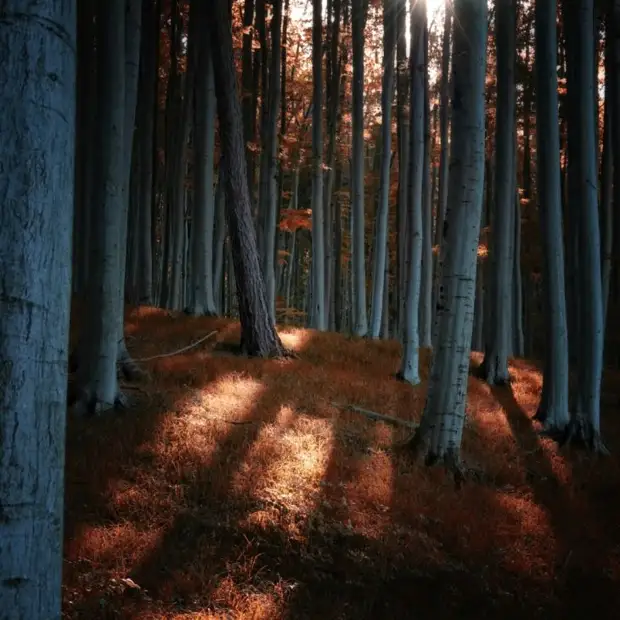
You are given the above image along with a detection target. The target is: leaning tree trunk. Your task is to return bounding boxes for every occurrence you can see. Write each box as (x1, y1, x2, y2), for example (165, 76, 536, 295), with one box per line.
(351, 0, 368, 336)
(370, 0, 397, 338)
(74, 0, 127, 413)
(0, 2, 76, 615)
(564, 0, 606, 451)
(398, 0, 425, 385)
(481, 0, 516, 385)
(408, 0, 488, 471)
(533, 0, 570, 436)
(208, 0, 285, 357)
(188, 3, 218, 317)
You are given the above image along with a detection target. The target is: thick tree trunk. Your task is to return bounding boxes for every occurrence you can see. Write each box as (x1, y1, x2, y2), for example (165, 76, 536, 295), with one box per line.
(370, 0, 397, 338)
(563, 0, 606, 450)
(481, 0, 516, 385)
(213, 165, 227, 312)
(398, 0, 425, 385)
(409, 0, 487, 470)
(0, 3, 75, 615)
(208, 0, 285, 357)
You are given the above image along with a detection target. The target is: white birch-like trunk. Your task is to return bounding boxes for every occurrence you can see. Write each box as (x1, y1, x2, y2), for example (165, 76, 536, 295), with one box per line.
(409, 0, 487, 469)
(0, 3, 76, 614)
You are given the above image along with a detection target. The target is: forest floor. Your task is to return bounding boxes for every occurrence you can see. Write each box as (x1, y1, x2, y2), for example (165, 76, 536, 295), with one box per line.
(63, 306, 620, 619)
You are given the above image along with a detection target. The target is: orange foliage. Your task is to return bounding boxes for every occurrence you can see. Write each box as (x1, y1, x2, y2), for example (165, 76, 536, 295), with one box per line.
(63, 307, 620, 619)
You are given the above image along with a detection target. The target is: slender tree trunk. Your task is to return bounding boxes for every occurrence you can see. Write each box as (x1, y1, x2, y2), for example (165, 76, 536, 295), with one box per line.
(398, 0, 425, 385)
(409, 0, 488, 470)
(351, 0, 368, 336)
(208, 0, 286, 356)
(481, 0, 516, 385)
(370, 0, 397, 338)
(0, 3, 76, 615)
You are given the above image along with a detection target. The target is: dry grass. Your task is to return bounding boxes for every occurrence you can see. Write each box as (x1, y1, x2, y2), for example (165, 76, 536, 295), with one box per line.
(63, 306, 620, 619)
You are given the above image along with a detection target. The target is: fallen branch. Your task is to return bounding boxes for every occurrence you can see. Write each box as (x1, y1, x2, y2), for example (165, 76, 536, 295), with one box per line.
(133, 330, 218, 362)
(331, 402, 418, 430)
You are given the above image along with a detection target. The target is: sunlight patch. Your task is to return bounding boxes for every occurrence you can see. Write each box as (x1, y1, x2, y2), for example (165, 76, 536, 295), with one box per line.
(279, 329, 311, 351)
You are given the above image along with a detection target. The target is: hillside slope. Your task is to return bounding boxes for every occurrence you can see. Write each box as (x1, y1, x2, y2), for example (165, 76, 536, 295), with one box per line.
(63, 307, 620, 619)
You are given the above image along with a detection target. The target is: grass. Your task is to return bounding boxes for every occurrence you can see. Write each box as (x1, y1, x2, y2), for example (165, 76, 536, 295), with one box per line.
(63, 306, 620, 619)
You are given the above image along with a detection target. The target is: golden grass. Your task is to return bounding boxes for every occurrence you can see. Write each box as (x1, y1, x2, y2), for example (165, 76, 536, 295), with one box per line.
(63, 306, 620, 619)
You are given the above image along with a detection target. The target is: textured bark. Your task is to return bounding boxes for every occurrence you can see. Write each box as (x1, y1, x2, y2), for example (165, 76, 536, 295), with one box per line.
(188, 1, 217, 317)
(351, 0, 368, 336)
(208, 0, 285, 357)
(241, 0, 256, 196)
(409, 0, 487, 468)
(0, 3, 75, 615)
(370, 0, 397, 338)
(398, 0, 425, 385)
(213, 166, 227, 312)
(310, 0, 327, 330)
(481, 0, 516, 385)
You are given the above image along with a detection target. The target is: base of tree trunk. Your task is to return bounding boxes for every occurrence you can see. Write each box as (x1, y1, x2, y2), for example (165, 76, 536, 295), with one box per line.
(560, 416, 610, 455)
(69, 387, 128, 416)
(476, 355, 511, 386)
(533, 407, 570, 442)
(394, 370, 421, 386)
(118, 341, 150, 382)
(183, 305, 218, 318)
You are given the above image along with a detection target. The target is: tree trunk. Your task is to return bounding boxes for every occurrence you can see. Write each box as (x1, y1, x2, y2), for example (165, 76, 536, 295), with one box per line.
(188, 2, 217, 317)
(408, 0, 488, 470)
(208, 0, 285, 357)
(481, 0, 516, 385)
(370, 0, 397, 338)
(0, 2, 75, 615)
(351, 0, 368, 336)
(398, 0, 425, 385)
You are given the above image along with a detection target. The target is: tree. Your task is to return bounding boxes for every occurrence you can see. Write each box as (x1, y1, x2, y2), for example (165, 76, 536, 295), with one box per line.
(188, 0, 218, 317)
(532, 0, 570, 435)
(351, 0, 369, 337)
(0, 1, 76, 614)
(408, 0, 488, 471)
(563, 0, 606, 450)
(480, 0, 516, 385)
(208, 0, 286, 357)
(370, 0, 397, 338)
(310, 0, 327, 330)
(398, 0, 426, 385)
(74, 0, 127, 413)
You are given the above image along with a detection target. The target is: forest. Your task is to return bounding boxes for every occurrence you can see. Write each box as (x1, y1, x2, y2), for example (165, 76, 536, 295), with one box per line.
(1, 0, 620, 617)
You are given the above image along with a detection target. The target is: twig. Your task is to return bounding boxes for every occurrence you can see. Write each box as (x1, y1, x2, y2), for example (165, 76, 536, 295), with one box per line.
(331, 401, 418, 430)
(132, 330, 218, 362)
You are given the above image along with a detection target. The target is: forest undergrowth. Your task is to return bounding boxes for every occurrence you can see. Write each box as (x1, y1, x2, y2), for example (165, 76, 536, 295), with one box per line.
(63, 306, 620, 619)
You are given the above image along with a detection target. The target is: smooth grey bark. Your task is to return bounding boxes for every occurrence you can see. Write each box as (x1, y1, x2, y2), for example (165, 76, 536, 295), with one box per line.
(563, 0, 606, 450)
(409, 0, 487, 470)
(398, 0, 425, 385)
(481, 0, 516, 385)
(208, 0, 286, 356)
(188, 2, 217, 317)
(310, 0, 327, 330)
(370, 0, 397, 338)
(284, 168, 300, 310)
(241, 0, 256, 197)
(512, 176, 524, 357)
(610, 1, 620, 330)
(169, 5, 194, 310)
(213, 165, 227, 312)
(116, 0, 143, 381)
(74, 0, 127, 413)
(419, 25, 433, 349)
(257, 0, 282, 322)
(351, 0, 369, 336)
(534, 0, 570, 435)
(0, 3, 76, 615)
(136, 0, 159, 306)
(396, 0, 409, 338)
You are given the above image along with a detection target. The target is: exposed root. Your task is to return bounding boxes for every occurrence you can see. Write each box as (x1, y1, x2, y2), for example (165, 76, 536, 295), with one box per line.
(560, 417, 610, 455)
(133, 330, 218, 362)
(118, 351, 150, 382)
